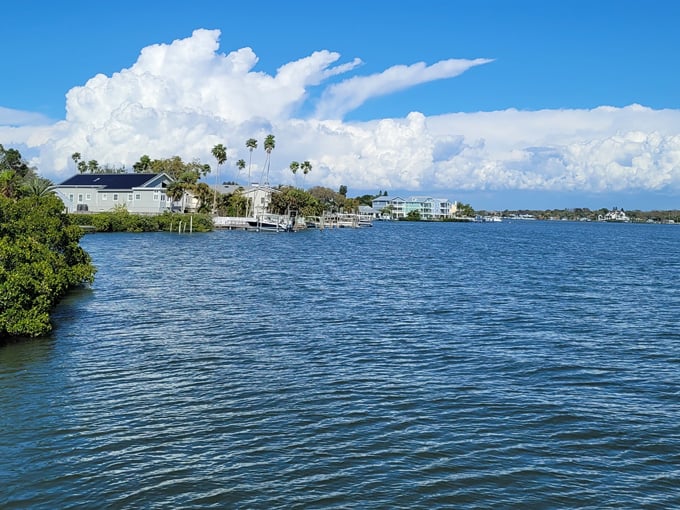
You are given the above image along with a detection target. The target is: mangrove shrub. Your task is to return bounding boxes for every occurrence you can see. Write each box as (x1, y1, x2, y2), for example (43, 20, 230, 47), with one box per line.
(0, 194, 96, 339)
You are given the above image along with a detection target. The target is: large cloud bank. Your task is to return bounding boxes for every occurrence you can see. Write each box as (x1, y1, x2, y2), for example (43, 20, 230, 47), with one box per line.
(2, 28, 680, 195)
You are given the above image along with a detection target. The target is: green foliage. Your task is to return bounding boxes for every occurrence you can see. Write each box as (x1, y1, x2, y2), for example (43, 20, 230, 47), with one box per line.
(268, 186, 322, 217)
(216, 189, 249, 217)
(405, 210, 422, 221)
(192, 183, 214, 213)
(353, 192, 382, 206)
(0, 144, 30, 177)
(456, 203, 475, 217)
(133, 154, 152, 173)
(145, 155, 210, 180)
(70, 211, 213, 233)
(307, 186, 356, 212)
(212, 144, 227, 167)
(308, 186, 338, 205)
(0, 194, 96, 339)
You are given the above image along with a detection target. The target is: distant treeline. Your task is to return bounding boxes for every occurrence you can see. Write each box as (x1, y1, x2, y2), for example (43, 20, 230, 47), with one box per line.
(476, 208, 680, 222)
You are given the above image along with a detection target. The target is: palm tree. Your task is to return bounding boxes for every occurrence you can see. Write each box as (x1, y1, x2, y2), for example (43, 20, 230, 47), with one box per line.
(245, 138, 257, 183)
(193, 182, 214, 213)
(22, 176, 53, 197)
(289, 161, 300, 186)
(166, 181, 186, 212)
(236, 159, 246, 181)
(262, 134, 275, 184)
(0, 170, 22, 198)
(133, 154, 152, 173)
(71, 152, 81, 173)
(211, 143, 227, 215)
(301, 160, 312, 187)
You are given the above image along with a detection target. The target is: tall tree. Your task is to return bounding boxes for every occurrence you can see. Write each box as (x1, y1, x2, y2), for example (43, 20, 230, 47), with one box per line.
(236, 159, 246, 181)
(245, 138, 258, 182)
(166, 181, 187, 212)
(193, 182, 214, 214)
(87, 160, 99, 173)
(71, 152, 81, 173)
(0, 144, 30, 177)
(133, 154, 152, 173)
(301, 160, 312, 186)
(0, 170, 22, 198)
(0, 146, 33, 198)
(22, 176, 53, 197)
(262, 134, 275, 184)
(289, 161, 300, 186)
(211, 144, 227, 214)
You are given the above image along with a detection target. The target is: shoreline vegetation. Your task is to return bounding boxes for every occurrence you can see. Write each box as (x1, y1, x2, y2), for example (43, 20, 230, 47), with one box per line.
(70, 209, 214, 233)
(0, 194, 96, 342)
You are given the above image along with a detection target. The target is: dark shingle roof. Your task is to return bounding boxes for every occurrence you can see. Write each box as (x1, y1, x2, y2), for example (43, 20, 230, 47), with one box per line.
(58, 173, 164, 189)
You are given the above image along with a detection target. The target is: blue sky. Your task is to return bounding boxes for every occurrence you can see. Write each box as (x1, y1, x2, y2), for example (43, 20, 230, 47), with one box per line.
(2, 0, 680, 209)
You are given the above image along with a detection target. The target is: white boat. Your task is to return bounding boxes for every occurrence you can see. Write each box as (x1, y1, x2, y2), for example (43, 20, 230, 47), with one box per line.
(475, 215, 502, 222)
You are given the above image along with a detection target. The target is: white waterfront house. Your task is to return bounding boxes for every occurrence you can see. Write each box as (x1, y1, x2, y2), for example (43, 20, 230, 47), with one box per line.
(371, 195, 452, 220)
(54, 173, 173, 214)
(241, 184, 278, 217)
(598, 208, 630, 222)
(372, 196, 406, 218)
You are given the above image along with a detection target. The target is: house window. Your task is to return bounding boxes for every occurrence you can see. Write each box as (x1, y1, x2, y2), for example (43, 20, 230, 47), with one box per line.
(113, 194, 119, 201)
(78, 194, 83, 203)
(68, 193, 74, 202)
(153, 191, 159, 201)
(128, 193, 133, 201)
(102, 193, 108, 201)
(86, 193, 92, 200)
(160, 193, 166, 201)
(135, 193, 141, 200)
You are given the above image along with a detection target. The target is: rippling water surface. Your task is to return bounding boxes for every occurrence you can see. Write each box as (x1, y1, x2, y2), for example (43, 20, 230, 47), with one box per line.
(2, 221, 679, 508)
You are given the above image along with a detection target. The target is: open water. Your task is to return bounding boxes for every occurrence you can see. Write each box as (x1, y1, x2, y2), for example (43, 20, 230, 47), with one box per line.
(1, 220, 679, 509)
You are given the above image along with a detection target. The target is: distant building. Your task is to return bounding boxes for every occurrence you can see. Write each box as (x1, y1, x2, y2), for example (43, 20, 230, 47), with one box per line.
(54, 173, 173, 214)
(199, 183, 278, 217)
(598, 207, 630, 222)
(371, 195, 452, 219)
(358, 205, 377, 218)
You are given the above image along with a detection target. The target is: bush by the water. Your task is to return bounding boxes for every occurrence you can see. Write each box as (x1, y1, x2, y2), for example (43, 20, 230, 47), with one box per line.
(70, 210, 214, 233)
(0, 194, 96, 339)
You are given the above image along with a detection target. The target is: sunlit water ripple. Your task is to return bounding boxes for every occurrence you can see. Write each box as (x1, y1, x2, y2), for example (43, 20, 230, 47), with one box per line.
(2, 221, 679, 508)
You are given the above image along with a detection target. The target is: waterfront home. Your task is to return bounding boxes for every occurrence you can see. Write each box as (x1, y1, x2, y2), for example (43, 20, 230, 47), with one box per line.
(371, 195, 453, 220)
(598, 208, 630, 222)
(54, 173, 173, 214)
(206, 183, 277, 217)
(240, 184, 278, 217)
(372, 196, 405, 218)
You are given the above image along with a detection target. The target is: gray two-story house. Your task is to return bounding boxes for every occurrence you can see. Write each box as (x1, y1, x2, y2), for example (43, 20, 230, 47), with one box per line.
(54, 173, 173, 214)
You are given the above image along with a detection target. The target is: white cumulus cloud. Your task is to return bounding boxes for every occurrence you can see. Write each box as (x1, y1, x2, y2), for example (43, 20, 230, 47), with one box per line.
(1, 28, 680, 202)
